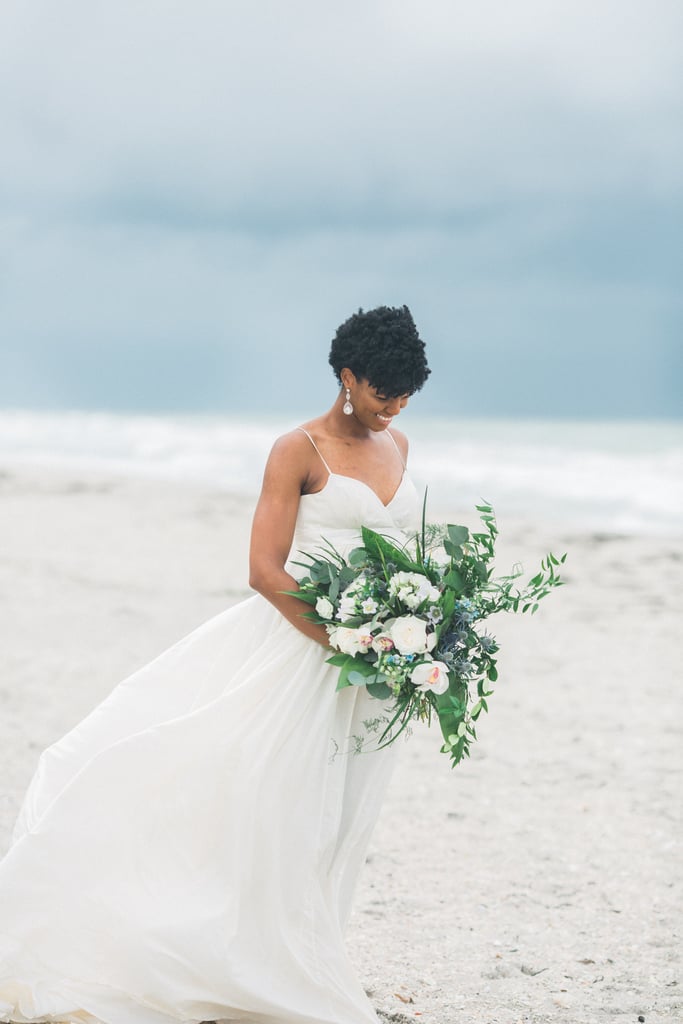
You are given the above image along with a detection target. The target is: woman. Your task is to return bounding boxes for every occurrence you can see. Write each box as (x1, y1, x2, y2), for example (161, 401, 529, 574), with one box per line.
(0, 305, 430, 1024)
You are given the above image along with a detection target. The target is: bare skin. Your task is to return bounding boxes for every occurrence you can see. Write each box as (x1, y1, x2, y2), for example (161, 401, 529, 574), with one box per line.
(248, 369, 410, 647)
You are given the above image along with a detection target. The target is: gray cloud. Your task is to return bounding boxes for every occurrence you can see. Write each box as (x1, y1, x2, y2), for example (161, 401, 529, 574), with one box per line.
(0, 0, 681, 416)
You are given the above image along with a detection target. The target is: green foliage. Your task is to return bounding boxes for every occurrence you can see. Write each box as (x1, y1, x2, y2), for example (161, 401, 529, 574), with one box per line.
(447, 524, 470, 546)
(360, 526, 420, 574)
(366, 679, 393, 699)
(290, 499, 567, 769)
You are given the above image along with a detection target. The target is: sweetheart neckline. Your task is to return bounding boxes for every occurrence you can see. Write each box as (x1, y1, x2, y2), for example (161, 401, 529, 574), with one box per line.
(300, 469, 408, 510)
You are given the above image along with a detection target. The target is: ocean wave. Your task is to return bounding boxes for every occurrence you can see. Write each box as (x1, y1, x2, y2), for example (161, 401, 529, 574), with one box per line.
(0, 410, 681, 536)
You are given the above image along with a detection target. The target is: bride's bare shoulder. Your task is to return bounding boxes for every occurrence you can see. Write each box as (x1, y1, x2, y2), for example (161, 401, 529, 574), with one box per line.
(261, 426, 320, 487)
(269, 423, 321, 455)
(388, 426, 410, 462)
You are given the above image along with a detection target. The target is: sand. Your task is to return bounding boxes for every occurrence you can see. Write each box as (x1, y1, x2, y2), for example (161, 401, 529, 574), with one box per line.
(0, 464, 680, 1024)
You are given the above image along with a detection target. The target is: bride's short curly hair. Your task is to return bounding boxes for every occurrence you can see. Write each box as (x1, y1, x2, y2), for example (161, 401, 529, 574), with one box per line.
(329, 305, 431, 397)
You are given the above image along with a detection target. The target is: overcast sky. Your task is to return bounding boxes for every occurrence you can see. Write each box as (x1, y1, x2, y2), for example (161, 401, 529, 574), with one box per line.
(1, 0, 681, 417)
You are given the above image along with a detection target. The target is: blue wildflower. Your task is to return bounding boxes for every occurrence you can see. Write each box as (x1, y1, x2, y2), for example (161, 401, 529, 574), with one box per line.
(478, 632, 497, 652)
(436, 630, 467, 655)
(454, 598, 480, 623)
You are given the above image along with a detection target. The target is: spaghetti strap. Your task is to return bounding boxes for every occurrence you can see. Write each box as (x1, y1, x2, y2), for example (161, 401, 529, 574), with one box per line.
(387, 430, 407, 470)
(297, 426, 333, 475)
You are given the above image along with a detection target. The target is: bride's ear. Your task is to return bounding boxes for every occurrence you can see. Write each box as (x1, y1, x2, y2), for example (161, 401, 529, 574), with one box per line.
(340, 368, 357, 390)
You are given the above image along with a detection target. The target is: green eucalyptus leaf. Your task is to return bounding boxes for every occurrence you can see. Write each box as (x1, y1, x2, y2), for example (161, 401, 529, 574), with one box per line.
(447, 524, 470, 545)
(327, 653, 352, 667)
(443, 568, 465, 593)
(347, 658, 378, 678)
(335, 659, 355, 690)
(366, 680, 393, 699)
(443, 539, 463, 560)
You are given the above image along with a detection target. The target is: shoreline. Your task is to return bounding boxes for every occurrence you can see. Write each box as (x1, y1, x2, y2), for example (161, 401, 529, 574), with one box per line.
(2, 409, 682, 540)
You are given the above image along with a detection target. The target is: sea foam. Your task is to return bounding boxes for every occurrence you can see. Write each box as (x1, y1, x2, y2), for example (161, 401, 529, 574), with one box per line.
(0, 410, 680, 536)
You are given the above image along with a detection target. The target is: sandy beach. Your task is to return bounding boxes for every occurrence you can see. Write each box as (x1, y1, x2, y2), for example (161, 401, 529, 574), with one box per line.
(1, 463, 680, 1024)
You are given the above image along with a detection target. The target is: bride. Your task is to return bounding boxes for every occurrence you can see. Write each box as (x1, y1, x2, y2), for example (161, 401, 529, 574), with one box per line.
(0, 305, 431, 1024)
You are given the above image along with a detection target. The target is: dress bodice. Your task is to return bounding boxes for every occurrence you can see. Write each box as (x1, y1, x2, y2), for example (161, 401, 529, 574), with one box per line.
(286, 471, 422, 580)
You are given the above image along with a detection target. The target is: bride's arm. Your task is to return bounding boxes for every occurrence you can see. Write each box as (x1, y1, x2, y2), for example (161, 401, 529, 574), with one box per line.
(248, 434, 331, 648)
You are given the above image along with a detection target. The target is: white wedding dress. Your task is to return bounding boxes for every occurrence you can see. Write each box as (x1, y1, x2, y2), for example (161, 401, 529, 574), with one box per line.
(0, 434, 420, 1024)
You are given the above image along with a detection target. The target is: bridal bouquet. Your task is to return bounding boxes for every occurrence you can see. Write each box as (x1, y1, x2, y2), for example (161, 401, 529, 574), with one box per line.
(289, 501, 565, 767)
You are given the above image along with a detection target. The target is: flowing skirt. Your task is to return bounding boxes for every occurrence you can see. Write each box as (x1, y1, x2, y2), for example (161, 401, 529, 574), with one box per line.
(0, 595, 396, 1024)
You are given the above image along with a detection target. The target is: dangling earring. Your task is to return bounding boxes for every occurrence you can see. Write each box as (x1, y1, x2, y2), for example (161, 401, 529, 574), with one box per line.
(343, 387, 354, 415)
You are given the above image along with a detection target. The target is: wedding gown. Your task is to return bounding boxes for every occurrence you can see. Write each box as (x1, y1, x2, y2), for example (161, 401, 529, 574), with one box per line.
(0, 438, 421, 1024)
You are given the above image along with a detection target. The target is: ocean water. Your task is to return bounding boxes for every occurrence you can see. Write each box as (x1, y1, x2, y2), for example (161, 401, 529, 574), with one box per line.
(0, 410, 681, 536)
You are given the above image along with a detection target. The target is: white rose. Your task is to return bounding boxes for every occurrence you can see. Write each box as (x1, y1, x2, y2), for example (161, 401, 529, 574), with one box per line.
(327, 625, 372, 656)
(315, 596, 334, 619)
(411, 660, 450, 695)
(389, 615, 431, 655)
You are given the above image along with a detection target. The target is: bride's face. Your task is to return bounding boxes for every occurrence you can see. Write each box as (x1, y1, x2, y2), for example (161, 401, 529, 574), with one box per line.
(344, 375, 410, 431)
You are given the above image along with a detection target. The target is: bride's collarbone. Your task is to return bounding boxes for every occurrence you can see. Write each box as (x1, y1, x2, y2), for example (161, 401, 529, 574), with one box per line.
(333, 450, 404, 490)
(299, 429, 405, 502)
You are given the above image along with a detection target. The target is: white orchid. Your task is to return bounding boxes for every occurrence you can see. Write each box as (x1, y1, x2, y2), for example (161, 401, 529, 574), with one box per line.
(410, 660, 450, 695)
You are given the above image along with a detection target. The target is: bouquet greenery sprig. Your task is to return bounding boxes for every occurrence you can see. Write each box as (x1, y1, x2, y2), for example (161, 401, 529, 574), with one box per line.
(289, 500, 566, 767)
